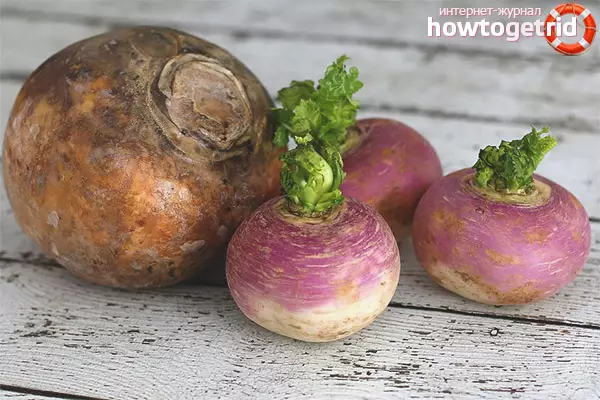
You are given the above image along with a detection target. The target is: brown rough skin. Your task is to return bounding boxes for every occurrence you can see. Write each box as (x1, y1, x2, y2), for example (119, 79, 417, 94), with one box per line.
(2, 27, 283, 288)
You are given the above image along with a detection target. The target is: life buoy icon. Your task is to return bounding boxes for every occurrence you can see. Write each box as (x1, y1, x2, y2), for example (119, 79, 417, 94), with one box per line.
(545, 3, 597, 55)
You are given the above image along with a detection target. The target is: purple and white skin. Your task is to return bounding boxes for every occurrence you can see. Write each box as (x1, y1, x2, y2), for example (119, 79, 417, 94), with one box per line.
(341, 118, 443, 240)
(226, 56, 400, 342)
(227, 196, 399, 342)
(413, 129, 591, 305)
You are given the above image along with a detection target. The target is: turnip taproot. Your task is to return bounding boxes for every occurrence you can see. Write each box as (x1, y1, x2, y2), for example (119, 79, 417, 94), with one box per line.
(413, 127, 591, 305)
(273, 77, 442, 240)
(227, 57, 400, 342)
(3, 27, 282, 288)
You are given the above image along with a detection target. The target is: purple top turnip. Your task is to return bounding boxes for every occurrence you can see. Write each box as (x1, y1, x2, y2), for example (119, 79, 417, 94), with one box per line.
(226, 57, 400, 342)
(413, 128, 591, 305)
(273, 75, 442, 241)
(341, 119, 443, 240)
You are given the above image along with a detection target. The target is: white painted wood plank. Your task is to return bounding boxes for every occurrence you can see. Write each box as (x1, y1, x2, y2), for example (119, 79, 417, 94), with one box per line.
(1, 261, 599, 400)
(395, 232, 600, 328)
(1, 18, 599, 131)
(0, 19, 107, 77)
(3, 0, 600, 59)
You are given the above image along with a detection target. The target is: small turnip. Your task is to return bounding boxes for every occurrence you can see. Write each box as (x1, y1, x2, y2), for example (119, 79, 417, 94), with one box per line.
(341, 118, 443, 240)
(412, 127, 591, 305)
(227, 57, 400, 342)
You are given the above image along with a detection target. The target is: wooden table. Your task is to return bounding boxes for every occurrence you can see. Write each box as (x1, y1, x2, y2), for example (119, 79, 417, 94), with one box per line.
(1, 1, 599, 399)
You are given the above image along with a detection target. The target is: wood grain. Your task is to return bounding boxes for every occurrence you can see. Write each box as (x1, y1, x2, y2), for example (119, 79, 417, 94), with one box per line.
(1, 260, 599, 400)
(0, 393, 48, 399)
(1, 16, 599, 132)
(2, 0, 600, 59)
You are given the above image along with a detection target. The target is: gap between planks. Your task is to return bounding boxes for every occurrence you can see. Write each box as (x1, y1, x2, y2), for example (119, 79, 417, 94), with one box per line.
(0, 385, 103, 400)
(2, 255, 600, 331)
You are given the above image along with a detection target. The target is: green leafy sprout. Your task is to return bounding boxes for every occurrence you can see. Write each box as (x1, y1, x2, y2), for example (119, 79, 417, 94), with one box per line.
(473, 126, 557, 194)
(275, 56, 363, 216)
(280, 138, 345, 215)
(273, 55, 364, 149)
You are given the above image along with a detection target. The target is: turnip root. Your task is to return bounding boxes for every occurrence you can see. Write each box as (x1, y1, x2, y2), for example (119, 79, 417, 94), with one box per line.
(413, 128, 591, 305)
(2, 27, 282, 288)
(227, 196, 399, 342)
(227, 57, 400, 342)
(341, 119, 443, 240)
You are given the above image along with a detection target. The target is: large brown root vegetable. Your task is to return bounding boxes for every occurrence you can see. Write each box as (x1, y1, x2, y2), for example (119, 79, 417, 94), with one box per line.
(2, 27, 282, 288)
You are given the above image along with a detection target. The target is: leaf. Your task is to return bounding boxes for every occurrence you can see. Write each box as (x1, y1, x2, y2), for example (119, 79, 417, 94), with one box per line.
(277, 80, 315, 110)
(271, 55, 363, 149)
(291, 99, 322, 136)
(273, 126, 290, 148)
(473, 127, 557, 193)
(272, 56, 363, 214)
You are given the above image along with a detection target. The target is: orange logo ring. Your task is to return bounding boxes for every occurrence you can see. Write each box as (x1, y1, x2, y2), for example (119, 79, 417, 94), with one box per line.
(545, 3, 597, 55)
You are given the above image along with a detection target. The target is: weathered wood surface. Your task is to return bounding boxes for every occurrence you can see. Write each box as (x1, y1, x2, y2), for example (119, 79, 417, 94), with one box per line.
(3, 0, 600, 59)
(1, 13, 599, 132)
(1, 1, 599, 398)
(1, 214, 599, 330)
(0, 388, 78, 400)
(1, 261, 599, 400)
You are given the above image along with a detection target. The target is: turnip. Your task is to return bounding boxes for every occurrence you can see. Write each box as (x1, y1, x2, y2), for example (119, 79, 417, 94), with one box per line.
(412, 127, 592, 305)
(227, 57, 400, 342)
(273, 79, 442, 241)
(340, 119, 443, 240)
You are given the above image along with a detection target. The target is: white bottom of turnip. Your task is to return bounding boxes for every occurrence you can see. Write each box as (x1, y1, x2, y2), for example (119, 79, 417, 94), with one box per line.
(241, 268, 399, 342)
(426, 263, 557, 305)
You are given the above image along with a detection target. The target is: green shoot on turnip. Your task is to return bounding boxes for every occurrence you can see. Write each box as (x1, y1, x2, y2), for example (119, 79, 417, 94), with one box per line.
(273, 55, 363, 149)
(472, 127, 557, 194)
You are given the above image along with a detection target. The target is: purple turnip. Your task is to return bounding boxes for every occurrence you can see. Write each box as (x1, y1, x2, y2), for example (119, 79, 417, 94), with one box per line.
(341, 118, 443, 240)
(226, 57, 400, 342)
(413, 127, 591, 305)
